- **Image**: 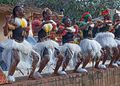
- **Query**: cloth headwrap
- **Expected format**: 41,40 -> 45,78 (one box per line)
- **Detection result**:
81,12 -> 92,22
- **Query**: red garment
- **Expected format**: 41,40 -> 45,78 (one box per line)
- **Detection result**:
101,10 -> 109,15
59,25 -> 64,30
58,25 -> 78,36
109,28 -> 115,32
58,25 -> 66,36
52,23 -> 57,31
32,19 -> 41,30
73,25 -> 79,34
32,19 -> 42,35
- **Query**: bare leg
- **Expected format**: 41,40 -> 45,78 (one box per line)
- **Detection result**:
94,49 -> 104,69
54,53 -> 63,74
7,49 -> 20,83
8,49 -> 20,76
62,48 -> 73,71
108,47 -> 119,67
82,56 -> 91,69
82,51 -> 92,69
74,52 -> 83,72
95,59 -> 100,69
62,57 -> 70,71
29,51 -> 39,79
38,47 -> 50,73
117,46 -> 120,65
38,55 -> 50,73
102,47 -> 109,65
77,55 -> 91,73
114,46 -> 120,63
74,62 -> 82,72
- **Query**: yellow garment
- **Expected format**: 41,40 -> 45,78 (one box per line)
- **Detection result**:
74,38 -> 80,44
15,17 -> 27,28
79,30 -> 83,39
43,23 -> 53,33
21,19 -> 26,28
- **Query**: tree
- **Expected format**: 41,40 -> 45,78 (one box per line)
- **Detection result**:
1,0 -> 120,19
0,0 -> 17,5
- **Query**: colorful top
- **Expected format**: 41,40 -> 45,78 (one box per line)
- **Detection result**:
38,19 -> 57,40
79,12 -> 93,38
78,21 -> 90,38
61,26 -> 77,44
9,17 -> 28,42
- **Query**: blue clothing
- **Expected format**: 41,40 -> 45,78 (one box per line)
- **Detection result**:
26,36 -> 37,45
0,47 -> 7,71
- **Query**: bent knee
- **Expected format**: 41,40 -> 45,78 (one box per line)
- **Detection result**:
57,53 -> 64,60
43,55 -> 50,61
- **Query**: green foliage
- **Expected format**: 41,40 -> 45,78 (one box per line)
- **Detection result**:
0,0 -> 16,4
1,0 -> 120,19
32,0 -> 120,19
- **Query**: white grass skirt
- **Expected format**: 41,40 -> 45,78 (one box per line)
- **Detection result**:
95,32 -> 117,48
80,39 -> 102,59
0,39 -> 37,70
60,43 -> 82,67
33,39 -> 60,71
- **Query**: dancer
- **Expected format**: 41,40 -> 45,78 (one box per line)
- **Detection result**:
95,32 -> 119,68
1,6 -> 39,82
113,13 -> 120,38
115,39 -> 120,66
33,8 -> 64,78
78,12 -> 94,38
58,17 -> 83,73
80,38 -> 102,72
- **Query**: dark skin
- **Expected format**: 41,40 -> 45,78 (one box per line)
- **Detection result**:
116,45 -> 120,65
15,7 -> 25,18
96,46 -> 119,69
108,47 -> 119,68
58,18 -> 83,73
80,51 -> 93,71
3,15 -> 10,36
34,10 -> 53,33
37,9 -> 64,75
5,6 -> 39,81
57,18 -> 73,34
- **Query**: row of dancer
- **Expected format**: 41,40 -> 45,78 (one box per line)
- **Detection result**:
0,6 -> 120,83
